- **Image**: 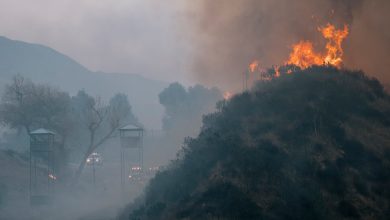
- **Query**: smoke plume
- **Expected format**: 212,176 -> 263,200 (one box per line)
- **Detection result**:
183,0 -> 390,90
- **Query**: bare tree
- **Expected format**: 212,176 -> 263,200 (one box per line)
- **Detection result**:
0,75 -> 34,133
72,91 -> 135,183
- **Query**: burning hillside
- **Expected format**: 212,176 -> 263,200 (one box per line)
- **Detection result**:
119,67 -> 390,220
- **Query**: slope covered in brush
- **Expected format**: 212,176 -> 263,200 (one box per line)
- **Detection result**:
120,66 -> 390,220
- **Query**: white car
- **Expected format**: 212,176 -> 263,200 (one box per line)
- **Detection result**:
86,152 -> 103,166
128,166 -> 143,182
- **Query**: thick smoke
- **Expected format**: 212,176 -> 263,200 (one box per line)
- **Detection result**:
183,0 -> 390,90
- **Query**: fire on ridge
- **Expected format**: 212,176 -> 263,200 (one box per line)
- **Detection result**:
286,23 -> 349,69
231,23 -> 350,96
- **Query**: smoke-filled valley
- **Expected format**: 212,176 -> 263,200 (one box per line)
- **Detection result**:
0,36 -> 223,219
0,1 -> 389,220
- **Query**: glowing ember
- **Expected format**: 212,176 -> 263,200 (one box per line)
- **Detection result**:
274,65 -> 281,77
249,60 -> 259,72
243,60 -> 263,89
286,23 -> 349,69
223,91 -> 233,100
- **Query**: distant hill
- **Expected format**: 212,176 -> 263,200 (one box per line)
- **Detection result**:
0,36 -> 168,129
119,66 -> 390,219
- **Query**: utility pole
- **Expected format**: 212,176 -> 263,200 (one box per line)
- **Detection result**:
92,157 -> 96,187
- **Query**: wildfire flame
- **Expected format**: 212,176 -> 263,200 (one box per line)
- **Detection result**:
241,23 -> 348,92
286,23 -> 349,69
321,24 -> 349,67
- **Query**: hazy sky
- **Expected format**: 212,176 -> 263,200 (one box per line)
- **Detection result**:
1,0 -> 389,91
0,0 -> 193,84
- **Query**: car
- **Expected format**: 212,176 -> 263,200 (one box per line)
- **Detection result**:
86,152 -> 103,166
128,166 -> 144,183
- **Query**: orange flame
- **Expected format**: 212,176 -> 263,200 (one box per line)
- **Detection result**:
274,65 -> 281,77
242,23 -> 347,87
249,60 -> 259,72
321,24 -> 349,67
223,91 -> 233,100
245,60 -> 260,88
286,23 -> 349,69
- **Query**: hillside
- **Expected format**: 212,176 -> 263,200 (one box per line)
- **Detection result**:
0,150 -> 29,212
0,36 -> 168,128
119,66 -> 390,219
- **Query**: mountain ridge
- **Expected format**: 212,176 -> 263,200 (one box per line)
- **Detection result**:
0,36 -> 168,129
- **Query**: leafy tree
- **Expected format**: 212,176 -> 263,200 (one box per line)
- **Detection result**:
159,82 -> 222,135
0,75 -> 72,178
0,76 -> 138,183
0,75 -> 71,134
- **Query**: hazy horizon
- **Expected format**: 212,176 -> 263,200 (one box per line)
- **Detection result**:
0,0 -> 194,85
2,0 -> 388,92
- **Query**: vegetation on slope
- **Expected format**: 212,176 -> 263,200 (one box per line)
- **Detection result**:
120,66 -> 390,220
